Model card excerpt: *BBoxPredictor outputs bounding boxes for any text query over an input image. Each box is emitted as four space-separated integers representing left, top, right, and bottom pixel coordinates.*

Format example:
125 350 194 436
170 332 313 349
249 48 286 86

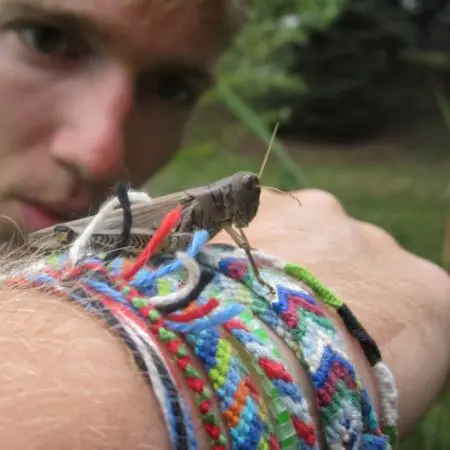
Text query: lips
20 200 89 232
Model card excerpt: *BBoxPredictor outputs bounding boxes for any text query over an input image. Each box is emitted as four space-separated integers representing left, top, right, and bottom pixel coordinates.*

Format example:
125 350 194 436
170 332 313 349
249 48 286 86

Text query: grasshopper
25 171 274 293
50 225 195 257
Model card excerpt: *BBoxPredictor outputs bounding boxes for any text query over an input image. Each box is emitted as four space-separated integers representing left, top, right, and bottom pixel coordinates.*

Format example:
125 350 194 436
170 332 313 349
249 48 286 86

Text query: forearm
0 283 432 449
0 256 448 449
0 288 168 450
0 286 376 450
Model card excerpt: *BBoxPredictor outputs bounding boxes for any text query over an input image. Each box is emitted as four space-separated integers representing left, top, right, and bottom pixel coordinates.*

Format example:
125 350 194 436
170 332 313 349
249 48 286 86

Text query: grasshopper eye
53 225 76 244
242 174 257 190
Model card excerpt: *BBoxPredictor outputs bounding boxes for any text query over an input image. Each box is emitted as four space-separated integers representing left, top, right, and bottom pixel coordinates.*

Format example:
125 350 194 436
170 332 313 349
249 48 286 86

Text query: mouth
19 199 89 232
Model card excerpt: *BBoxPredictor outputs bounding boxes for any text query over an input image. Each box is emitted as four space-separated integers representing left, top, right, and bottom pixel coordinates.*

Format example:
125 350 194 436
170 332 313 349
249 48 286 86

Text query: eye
53 225 76 244
138 72 203 108
16 23 89 61
155 74 200 106
242 174 257 190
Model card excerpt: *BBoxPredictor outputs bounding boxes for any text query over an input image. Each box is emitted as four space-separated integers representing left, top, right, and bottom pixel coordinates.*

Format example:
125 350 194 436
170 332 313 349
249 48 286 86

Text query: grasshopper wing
24 190 197 254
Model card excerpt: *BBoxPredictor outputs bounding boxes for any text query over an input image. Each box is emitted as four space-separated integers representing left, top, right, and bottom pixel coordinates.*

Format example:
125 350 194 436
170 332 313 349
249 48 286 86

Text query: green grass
146 141 450 449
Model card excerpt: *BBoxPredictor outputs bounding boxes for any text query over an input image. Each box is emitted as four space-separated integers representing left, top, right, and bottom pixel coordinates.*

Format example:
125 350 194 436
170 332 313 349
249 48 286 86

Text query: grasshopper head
53 225 77 246
231 171 261 227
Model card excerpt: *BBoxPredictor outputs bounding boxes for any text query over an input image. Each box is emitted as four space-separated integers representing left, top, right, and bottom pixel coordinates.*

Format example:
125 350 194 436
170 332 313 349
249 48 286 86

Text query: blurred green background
146 1 450 447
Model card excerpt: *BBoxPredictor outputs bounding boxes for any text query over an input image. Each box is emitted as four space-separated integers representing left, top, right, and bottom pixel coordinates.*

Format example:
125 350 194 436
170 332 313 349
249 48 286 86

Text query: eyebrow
0 1 216 84
0 2 109 42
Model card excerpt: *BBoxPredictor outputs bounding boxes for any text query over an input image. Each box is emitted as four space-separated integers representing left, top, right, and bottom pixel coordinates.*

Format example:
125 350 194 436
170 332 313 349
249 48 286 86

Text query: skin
0 0 449 448
0 0 227 237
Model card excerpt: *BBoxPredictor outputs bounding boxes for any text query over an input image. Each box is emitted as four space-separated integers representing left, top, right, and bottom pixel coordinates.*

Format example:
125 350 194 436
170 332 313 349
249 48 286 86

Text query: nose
50 64 133 182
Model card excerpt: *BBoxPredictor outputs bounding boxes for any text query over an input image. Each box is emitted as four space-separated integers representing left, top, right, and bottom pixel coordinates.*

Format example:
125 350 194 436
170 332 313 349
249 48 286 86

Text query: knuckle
356 220 399 247
418 257 450 293
412 258 450 329
297 189 346 214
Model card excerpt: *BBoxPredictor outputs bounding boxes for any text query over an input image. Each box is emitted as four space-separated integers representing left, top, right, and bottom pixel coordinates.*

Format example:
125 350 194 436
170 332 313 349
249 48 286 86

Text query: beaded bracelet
6 194 399 450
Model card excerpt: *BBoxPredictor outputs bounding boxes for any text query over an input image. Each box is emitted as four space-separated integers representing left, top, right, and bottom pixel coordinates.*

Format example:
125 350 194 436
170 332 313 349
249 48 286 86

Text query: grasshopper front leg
223 224 274 295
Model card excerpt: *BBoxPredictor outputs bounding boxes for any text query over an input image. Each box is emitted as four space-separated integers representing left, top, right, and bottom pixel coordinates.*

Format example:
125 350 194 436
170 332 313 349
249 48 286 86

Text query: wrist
340 259 450 438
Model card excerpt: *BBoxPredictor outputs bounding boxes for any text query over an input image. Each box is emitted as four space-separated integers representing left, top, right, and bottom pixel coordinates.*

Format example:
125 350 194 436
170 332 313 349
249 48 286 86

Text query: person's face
0 0 228 238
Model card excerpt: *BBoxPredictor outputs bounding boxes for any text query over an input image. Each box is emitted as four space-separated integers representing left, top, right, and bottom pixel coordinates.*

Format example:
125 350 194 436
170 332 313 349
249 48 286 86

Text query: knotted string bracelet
8 186 199 450
6 185 399 450
123 203 396 449
227 248 398 445
196 246 398 448
10 194 244 449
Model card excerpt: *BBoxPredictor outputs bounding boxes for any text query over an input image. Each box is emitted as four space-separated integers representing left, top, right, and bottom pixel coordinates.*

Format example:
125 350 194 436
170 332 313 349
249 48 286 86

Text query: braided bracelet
222 311 318 449
8 261 198 450
146 264 318 449
17 252 277 449
196 244 398 449
106 219 398 449
7 199 399 450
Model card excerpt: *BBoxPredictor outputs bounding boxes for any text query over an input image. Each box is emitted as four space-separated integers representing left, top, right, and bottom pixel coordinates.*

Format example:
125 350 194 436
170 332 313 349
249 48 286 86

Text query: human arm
0 188 449 448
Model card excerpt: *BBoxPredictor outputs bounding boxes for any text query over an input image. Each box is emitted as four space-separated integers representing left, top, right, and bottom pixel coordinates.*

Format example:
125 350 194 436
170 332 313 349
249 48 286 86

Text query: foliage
431 76 450 271
187 1 348 188
200 0 450 142
204 0 347 125
214 83 308 187
279 0 414 138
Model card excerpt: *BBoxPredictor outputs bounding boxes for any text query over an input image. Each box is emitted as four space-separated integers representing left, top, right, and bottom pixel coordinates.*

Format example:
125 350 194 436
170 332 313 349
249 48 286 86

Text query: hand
213 188 450 436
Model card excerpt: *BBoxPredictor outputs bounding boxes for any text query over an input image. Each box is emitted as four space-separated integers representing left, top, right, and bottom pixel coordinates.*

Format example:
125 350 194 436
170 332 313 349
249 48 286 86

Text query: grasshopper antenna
262 186 302 207
258 122 279 180
256 123 302 207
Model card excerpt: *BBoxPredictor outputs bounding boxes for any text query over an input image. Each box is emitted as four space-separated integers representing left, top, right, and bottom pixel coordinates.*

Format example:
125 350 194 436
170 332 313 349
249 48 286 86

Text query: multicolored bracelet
196 245 398 448
6 195 398 450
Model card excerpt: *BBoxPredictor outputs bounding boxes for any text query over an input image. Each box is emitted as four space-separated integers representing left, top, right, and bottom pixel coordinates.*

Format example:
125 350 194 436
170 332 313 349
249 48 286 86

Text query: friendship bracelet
150 264 315 450
222 312 318 449
53 255 275 450
196 245 396 449
136 265 318 450
210 247 398 447
115 243 279 450
8 264 197 450
7 187 399 450
284 264 398 446
185 326 276 450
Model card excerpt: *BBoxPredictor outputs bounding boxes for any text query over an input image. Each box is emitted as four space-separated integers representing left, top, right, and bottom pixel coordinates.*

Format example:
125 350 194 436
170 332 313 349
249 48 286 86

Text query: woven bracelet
7 202 398 450
7 260 199 450
196 244 398 449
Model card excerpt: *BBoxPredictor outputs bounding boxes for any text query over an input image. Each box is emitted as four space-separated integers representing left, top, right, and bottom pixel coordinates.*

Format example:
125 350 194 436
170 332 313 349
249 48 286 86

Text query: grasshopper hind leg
224 225 275 295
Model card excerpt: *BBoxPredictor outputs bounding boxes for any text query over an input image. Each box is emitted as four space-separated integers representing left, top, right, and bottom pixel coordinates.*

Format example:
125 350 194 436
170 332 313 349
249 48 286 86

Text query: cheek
124 106 189 186
0 37 61 154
